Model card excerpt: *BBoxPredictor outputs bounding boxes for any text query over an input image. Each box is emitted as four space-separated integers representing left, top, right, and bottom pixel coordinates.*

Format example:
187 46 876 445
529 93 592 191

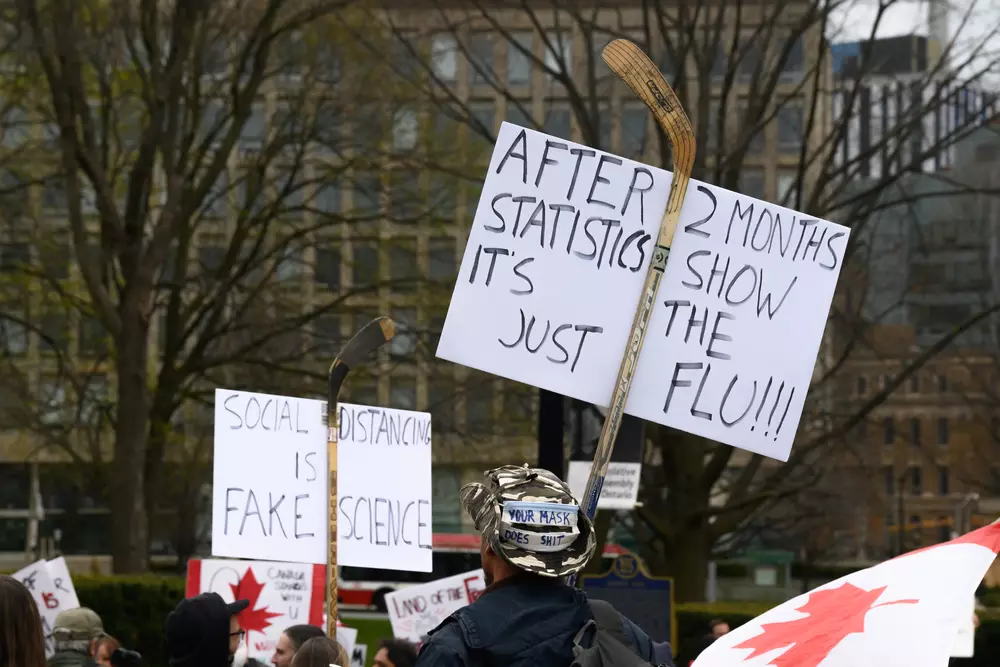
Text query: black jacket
415 573 657 667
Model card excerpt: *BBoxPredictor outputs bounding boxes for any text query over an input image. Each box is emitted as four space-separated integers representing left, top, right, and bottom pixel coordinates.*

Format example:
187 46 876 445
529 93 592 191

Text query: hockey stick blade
324 315 395 633
569 41 695 586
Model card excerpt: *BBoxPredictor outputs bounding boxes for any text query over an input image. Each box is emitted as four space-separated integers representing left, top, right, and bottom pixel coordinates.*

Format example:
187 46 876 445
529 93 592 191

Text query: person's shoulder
416 620 469 667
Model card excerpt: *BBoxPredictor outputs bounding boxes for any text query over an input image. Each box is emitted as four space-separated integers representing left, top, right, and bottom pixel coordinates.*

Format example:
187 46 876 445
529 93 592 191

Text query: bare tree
347 0 1000 599
0 0 480 571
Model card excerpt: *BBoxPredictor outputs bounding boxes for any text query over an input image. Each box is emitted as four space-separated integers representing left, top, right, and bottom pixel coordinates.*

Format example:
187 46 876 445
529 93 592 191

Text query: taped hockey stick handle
326 385 340 635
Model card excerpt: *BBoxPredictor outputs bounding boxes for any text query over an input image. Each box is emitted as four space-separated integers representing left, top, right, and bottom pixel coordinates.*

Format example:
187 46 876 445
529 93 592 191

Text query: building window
0 317 28 356
392 109 419 152
543 30 571 77
389 308 418 360
777 99 804 152
78 316 108 358
465 376 494 434
311 315 340 358
239 103 266 149
469 32 495 85
314 246 341 291
468 101 496 139
884 466 894 495
910 418 921 446
389 376 417 410
909 374 920 393
428 238 457 283
430 33 457 82
598 101 612 149
507 31 533 85
428 383 454 434
352 172 381 217
316 183 341 214
543 104 572 141
910 466 923 495
939 466 949 495
739 169 765 200
738 99 765 154
351 240 379 289
389 239 418 293
506 102 532 128
883 417 894 446
431 467 462 532
621 104 648 159
937 374 948 391
856 376 868 396
389 170 420 222
777 170 798 205
937 417 949 446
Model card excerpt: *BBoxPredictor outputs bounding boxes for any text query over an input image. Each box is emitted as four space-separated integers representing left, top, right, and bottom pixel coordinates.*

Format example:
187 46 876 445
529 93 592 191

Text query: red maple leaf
733 582 918 667
230 568 282 638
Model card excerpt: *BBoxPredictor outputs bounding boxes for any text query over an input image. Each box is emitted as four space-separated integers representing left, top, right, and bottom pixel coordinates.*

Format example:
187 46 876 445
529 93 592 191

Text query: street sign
581 553 676 648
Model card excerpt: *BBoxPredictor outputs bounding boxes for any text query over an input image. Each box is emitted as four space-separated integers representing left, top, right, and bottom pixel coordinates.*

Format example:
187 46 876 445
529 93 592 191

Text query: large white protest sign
436 123 849 461
14 559 78 655
187 558 325 665
951 596 976 657
385 569 486 641
45 557 80 610
212 389 433 571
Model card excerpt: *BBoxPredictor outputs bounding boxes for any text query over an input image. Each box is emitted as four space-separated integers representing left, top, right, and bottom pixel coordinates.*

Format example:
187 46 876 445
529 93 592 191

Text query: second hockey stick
569 40 695 585
324 316 396 634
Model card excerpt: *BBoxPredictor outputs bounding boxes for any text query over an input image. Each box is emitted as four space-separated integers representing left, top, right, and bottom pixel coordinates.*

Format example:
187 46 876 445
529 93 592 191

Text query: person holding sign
415 464 664 667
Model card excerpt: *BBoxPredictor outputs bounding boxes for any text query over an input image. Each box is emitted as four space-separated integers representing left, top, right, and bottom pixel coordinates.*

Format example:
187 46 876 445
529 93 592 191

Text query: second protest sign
212 389 433 572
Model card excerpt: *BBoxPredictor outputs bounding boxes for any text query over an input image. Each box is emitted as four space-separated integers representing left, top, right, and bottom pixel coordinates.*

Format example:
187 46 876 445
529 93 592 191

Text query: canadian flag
693 522 1000 667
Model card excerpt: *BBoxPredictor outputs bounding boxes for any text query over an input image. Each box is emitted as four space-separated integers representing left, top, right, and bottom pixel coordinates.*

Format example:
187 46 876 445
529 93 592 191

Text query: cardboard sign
351 644 367 667
186 558 324 666
385 569 486 641
46 557 81 610
13 559 77 655
436 123 850 461
212 389 433 571
337 625 358 661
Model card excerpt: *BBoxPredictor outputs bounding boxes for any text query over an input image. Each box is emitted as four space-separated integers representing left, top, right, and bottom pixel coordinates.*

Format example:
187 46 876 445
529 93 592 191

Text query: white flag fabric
693 523 1000 667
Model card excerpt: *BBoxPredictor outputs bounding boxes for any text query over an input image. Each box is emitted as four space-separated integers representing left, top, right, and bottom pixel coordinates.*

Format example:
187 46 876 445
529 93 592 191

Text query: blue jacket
415 574 658 667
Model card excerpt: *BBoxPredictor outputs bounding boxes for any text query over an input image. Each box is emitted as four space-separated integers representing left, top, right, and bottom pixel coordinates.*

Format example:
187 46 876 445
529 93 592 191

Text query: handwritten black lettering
587 155 622 209
510 196 536 237
535 140 568 186
496 128 528 183
499 308 603 372
511 257 535 295
223 394 308 433
520 201 547 246
567 148 596 200
487 193 511 232
338 495 432 550
339 406 432 446
621 167 654 223
684 185 716 238
706 311 735 360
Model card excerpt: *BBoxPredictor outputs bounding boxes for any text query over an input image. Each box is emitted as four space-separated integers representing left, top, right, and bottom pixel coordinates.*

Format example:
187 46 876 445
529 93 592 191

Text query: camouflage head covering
460 463 596 577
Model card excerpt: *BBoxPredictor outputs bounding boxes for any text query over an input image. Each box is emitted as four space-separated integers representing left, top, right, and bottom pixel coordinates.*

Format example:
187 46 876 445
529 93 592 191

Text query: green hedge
67 576 1000 667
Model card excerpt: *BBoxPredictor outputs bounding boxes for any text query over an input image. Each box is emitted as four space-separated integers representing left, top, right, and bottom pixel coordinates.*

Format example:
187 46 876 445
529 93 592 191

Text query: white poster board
351 644 368 667
436 123 850 461
337 624 358 659
45 557 81 610
566 461 641 510
385 569 486 641
187 558 325 666
212 389 433 572
13 559 78 655
951 596 976 657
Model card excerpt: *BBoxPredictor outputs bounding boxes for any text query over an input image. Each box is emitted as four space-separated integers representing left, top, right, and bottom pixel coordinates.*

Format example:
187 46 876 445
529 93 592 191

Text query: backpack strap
587 599 638 652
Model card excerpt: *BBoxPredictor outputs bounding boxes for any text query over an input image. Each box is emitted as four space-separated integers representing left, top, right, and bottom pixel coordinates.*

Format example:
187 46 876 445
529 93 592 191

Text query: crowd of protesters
1 463 669 667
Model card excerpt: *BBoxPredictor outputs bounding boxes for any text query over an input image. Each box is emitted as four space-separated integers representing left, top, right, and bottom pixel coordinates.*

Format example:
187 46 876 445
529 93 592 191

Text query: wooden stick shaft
326 403 338 635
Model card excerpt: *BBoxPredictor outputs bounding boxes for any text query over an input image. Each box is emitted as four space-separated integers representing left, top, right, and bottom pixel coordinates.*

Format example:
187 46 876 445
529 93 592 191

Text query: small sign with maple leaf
231 568 283 638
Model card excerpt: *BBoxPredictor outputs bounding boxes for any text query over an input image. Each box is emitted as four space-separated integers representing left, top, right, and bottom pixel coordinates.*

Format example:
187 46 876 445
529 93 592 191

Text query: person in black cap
165 592 250 667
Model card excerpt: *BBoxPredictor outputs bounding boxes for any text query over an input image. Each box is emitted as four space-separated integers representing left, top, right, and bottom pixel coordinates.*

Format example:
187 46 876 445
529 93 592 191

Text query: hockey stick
568 40 695 586
324 316 396 635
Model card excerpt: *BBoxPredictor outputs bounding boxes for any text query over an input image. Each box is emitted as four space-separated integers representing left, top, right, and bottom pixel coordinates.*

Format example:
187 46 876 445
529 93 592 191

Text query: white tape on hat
502 501 579 530
499 525 579 552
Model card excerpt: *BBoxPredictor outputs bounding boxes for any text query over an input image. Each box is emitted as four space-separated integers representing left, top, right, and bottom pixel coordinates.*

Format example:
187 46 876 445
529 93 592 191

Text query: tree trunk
662 521 712 602
110 313 151 573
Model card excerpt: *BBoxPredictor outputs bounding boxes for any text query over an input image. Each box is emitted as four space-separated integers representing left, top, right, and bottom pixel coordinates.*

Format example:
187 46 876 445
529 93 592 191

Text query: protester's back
415 464 671 667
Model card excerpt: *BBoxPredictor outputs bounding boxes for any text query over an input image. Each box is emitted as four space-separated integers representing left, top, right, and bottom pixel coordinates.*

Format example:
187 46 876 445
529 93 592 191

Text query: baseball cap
52 608 105 641
460 463 596 577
